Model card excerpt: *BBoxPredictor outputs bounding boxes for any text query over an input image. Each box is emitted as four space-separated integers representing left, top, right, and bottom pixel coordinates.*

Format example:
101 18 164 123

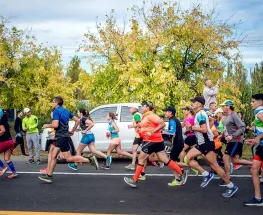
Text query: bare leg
47 147 60 176
179 144 189 162
88 143 107 159
250 160 262 198
223 154 231 179
186 147 206 173
131 144 139 166
116 145 133 158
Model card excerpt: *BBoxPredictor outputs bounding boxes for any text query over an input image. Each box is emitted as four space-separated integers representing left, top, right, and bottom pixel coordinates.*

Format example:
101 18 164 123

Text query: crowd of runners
0 88 263 207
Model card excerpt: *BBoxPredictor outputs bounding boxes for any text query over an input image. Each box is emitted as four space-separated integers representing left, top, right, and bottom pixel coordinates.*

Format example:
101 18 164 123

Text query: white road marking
7 171 253 177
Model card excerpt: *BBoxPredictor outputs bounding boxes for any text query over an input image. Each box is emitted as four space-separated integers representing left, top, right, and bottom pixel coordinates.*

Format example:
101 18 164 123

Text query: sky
1 0 263 72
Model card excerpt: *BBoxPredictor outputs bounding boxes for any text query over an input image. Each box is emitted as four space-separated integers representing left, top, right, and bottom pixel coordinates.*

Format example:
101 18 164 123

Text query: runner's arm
71 116 80 133
111 122 119 133
163 120 176 135
83 119 94 132
0 125 5 136
232 113 246 138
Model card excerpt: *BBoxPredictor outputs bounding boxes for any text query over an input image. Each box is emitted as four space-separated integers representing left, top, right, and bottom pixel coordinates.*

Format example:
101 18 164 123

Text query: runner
162 106 189 186
101 112 133 170
68 108 107 170
0 108 18 179
179 106 197 164
185 96 238 197
244 94 263 206
124 101 186 188
14 110 27 156
125 104 142 171
220 100 252 185
38 96 99 183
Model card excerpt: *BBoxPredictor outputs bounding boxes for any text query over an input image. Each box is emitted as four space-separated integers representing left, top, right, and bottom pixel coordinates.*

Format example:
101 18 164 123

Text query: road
0 157 262 215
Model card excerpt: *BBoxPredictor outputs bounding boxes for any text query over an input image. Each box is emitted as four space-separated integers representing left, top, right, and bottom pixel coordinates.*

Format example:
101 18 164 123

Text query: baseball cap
0 109 3 118
215 108 224 115
163 106 176 115
128 104 140 109
24 108 31 113
190 96 205 105
182 106 193 111
220 100 233 106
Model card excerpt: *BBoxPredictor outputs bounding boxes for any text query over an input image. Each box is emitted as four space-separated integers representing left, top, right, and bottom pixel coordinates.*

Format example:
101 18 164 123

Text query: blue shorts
81 133 95 145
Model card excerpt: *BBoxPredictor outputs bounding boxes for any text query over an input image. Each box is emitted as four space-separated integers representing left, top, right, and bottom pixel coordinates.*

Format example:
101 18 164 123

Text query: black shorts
225 142 243 157
133 137 143 146
55 137 71 152
170 145 183 161
185 135 197 147
195 142 215 156
141 141 165 155
254 145 263 162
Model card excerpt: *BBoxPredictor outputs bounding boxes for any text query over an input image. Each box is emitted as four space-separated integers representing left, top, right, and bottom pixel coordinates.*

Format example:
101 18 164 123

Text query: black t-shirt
0 119 12 142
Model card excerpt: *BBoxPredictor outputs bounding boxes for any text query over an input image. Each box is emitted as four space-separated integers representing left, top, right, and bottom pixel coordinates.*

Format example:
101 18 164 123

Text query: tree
81 1 241 113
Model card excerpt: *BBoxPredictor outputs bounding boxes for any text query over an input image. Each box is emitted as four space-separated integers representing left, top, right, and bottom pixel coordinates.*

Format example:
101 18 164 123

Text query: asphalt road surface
0 157 262 215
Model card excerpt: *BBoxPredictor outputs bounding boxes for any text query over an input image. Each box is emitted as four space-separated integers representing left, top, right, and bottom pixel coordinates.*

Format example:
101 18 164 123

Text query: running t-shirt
254 106 263 146
211 125 222 149
194 110 214 145
108 120 119 139
140 112 163 143
53 106 74 138
133 112 142 138
218 120 224 134
0 119 12 142
80 117 92 134
183 116 195 137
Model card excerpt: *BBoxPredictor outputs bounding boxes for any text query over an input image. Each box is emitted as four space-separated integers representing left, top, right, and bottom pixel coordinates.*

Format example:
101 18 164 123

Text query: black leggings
14 136 26 155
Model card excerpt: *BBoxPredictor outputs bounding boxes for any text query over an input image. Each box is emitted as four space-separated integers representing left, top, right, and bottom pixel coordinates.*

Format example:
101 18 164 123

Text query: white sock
226 182 234 188
255 196 262 201
202 171 209 176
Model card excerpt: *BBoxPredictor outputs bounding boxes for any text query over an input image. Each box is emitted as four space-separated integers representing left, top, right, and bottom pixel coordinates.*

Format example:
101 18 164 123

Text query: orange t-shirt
139 112 164 143
211 125 222 149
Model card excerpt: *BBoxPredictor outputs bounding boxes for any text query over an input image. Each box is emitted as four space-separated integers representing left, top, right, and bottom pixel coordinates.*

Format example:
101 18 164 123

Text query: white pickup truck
41 103 173 153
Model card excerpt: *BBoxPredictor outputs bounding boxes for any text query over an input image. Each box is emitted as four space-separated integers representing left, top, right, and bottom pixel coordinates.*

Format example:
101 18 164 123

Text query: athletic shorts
185 135 197 147
195 141 215 156
81 133 95 145
170 145 183 162
225 142 243 157
141 141 165 154
253 145 263 166
55 137 72 152
0 140 14 153
133 137 143 146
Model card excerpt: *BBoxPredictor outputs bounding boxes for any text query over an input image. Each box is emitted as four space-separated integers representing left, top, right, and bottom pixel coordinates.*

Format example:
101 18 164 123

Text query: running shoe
218 181 228 187
230 162 233 174
151 161 158 167
182 170 189 185
26 159 35 164
8 173 18 179
36 160 41 165
214 174 220 179
158 162 165 169
0 167 8 176
222 185 238 198
90 156 99 170
168 179 183 187
106 156 112 166
200 172 215 188
101 163 110 170
68 163 78 171
40 168 48 173
38 175 52 183
125 163 135 171
244 197 263 206
138 174 146 181
233 164 242 170
191 168 199 176
124 177 137 188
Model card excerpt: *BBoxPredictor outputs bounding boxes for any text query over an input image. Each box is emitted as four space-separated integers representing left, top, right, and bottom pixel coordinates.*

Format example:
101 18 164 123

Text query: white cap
24 108 31 113
128 104 139 109
215 108 223 115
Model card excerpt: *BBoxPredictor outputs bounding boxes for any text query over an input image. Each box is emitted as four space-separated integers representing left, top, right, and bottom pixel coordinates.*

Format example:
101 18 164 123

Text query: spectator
22 108 40 164
14 110 27 156
203 79 220 110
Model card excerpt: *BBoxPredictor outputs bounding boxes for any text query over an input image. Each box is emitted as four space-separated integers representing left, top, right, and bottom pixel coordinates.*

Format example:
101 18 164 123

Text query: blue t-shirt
108 120 119 138
53 106 74 138
164 118 176 135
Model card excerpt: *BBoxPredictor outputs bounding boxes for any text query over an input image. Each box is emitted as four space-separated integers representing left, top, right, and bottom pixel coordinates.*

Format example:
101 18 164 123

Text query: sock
7 161 16 173
0 160 5 169
141 172 145 176
255 196 262 201
133 164 144 182
47 174 52 178
167 160 182 175
202 171 209 176
74 162 78 166
176 178 181 182
226 182 234 189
